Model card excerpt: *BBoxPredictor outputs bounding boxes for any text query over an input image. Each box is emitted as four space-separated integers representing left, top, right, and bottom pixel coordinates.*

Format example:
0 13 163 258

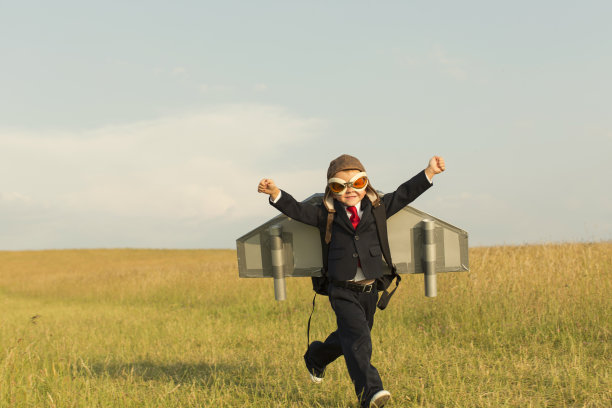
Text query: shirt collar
344 201 361 213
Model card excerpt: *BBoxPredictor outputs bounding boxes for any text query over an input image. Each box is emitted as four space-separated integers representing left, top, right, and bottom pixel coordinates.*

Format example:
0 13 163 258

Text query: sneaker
303 352 325 384
369 390 391 407
308 370 324 384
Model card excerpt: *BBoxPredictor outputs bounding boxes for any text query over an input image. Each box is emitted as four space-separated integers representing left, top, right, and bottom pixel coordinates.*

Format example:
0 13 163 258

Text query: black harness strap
306 292 317 350
372 203 401 310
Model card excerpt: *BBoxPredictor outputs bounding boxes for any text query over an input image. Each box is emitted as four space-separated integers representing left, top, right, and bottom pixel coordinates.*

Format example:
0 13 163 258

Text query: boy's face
331 169 367 207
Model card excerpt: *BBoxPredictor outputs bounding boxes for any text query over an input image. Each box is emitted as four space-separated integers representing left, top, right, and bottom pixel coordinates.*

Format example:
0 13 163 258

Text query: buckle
333 280 374 293
350 282 372 293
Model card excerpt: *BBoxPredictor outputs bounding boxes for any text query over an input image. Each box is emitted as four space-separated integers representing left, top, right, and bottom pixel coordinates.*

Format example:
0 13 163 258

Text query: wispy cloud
253 83 268 92
171 66 187 76
430 45 468 80
199 83 232 93
0 104 325 249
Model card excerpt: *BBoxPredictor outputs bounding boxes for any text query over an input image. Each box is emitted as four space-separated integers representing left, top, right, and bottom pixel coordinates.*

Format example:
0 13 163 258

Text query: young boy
258 154 445 408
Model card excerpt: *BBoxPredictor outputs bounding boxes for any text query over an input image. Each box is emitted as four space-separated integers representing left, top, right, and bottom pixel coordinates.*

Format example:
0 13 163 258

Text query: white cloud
253 83 268 92
171 66 187 76
430 45 468 80
0 191 32 204
0 104 326 248
198 84 231 93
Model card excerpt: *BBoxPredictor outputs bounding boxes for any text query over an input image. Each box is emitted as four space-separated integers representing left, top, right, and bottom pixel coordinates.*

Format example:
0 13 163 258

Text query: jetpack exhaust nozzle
269 225 286 301
422 219 437 298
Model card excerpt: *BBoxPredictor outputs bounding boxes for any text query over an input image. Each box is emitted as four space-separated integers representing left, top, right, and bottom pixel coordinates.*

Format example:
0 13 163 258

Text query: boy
257 154 445 408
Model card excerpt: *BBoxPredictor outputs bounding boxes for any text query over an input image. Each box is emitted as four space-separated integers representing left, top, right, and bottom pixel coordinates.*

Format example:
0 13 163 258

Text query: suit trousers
305 283 383 406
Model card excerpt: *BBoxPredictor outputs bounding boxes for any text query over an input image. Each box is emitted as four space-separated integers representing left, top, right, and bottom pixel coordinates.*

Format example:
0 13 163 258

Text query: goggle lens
351 176 367 189
329 182 346 193
327 173 369 194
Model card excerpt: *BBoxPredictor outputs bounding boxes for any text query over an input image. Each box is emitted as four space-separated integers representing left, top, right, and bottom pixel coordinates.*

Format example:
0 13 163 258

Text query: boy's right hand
257 179 280 201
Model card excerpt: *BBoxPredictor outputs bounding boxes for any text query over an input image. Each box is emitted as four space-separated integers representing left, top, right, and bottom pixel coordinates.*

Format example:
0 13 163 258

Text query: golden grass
0 243 610 407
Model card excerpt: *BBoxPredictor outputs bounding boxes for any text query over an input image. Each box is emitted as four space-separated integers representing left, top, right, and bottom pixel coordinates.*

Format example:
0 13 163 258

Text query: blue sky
1 1 610 249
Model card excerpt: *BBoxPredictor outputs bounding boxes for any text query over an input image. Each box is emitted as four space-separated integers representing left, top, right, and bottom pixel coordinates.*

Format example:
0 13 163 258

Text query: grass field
1 243 610 407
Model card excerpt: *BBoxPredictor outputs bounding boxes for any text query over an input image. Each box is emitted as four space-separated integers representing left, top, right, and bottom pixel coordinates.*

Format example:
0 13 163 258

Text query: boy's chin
337 196 361 206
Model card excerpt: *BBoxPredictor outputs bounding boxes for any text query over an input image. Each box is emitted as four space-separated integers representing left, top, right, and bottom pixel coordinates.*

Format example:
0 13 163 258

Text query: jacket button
352 253 359 258
354 235 359 240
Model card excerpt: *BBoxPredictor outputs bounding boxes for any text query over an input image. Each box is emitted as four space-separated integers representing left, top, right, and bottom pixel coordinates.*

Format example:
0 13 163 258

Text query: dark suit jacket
270 170 432 281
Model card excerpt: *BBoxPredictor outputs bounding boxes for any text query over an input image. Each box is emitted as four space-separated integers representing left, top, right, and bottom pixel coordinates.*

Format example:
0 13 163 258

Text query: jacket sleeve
382 170 433 218
269 190 321 227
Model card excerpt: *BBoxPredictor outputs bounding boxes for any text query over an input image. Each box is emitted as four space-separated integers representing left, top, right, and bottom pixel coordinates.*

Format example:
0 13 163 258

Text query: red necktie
347 206 361 267
347 206 360 229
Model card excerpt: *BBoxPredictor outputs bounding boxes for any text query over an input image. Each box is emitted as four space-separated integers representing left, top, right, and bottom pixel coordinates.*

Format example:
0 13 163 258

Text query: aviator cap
326 154 366 180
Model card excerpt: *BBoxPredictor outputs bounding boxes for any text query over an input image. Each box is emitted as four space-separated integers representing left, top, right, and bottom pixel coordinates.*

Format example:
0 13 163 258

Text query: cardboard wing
236 193 468 280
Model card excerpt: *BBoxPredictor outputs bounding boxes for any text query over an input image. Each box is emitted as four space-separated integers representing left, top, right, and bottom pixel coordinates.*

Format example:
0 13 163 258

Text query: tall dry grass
0 243 610 407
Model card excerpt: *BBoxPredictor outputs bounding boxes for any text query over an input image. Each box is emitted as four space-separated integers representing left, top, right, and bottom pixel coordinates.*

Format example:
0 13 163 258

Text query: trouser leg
305 288 376 371
305 284 371 372
329 286 382 406
305 330 343 373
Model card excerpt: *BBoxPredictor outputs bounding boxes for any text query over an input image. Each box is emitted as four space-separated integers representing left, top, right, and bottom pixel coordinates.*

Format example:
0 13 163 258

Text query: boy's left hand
425 156 446 180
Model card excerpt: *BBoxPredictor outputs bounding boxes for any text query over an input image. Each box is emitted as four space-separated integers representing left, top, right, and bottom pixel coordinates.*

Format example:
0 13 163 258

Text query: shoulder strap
372 203 392 267
317 206 330 272
372 202 401 310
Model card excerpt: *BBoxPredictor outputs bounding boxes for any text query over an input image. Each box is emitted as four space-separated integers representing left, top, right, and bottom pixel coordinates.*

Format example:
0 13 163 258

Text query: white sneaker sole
309 373 323 384
369 390 391 407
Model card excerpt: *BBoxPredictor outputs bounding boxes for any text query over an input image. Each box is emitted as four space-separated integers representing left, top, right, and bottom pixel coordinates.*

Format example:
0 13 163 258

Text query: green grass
1 244 610 407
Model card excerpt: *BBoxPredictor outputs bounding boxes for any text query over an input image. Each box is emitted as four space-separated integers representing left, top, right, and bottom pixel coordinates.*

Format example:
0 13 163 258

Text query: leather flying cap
326 154 366 180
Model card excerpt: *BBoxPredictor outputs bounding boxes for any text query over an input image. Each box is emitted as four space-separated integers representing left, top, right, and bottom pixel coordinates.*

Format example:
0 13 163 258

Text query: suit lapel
333 200 355 233
358 197 373 230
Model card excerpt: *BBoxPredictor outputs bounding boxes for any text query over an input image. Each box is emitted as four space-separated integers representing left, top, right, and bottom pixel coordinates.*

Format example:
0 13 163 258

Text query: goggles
327 172 369 195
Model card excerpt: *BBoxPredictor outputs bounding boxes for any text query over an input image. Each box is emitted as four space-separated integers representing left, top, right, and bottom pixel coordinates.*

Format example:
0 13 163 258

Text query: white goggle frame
327 172 368 195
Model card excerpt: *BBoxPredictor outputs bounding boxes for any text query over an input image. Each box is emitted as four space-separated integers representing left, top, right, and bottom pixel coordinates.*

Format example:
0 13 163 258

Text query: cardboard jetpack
236 193 469 300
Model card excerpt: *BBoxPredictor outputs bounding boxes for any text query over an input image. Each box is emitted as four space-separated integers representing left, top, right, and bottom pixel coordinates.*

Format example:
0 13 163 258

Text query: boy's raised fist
425 156 446 180
258 179 280 200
